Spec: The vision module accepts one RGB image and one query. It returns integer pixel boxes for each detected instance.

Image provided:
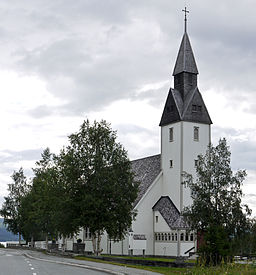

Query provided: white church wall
[154,211,171,232]
[132,172,163,255]
[161,122,182,210]
[182,122,210,208]
[155,242,177,256]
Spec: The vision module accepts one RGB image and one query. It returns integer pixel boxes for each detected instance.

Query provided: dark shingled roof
[160,30,212,126]
[159,87,212,126]
[173,32,198,76]
[152,196,188,229]
[132,154,161,206]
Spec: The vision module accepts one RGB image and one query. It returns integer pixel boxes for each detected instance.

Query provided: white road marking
[31,267,34,270]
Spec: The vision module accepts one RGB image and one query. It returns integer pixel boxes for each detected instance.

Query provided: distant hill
[0,218,20,241]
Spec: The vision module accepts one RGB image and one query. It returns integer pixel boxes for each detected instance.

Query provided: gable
[159,88,182,126]
[182,87,212,124]
[153,196,188,229]
[159,87,212,126]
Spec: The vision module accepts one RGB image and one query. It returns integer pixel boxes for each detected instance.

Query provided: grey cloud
[0,149,43,164]
[211,126,256,171]
[28,105,57,118]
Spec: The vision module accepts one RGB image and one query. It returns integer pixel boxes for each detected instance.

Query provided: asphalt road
[0,249,109,275]
[0,248,161,275]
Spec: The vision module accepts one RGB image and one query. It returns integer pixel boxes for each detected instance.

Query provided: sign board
[128,232,147,250]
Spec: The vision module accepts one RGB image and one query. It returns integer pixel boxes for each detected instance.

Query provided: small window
[175,233,178,241]
[171,233,174,241]
[198,105,202,112]
[192,105,197,112]
[190,233,194,242]
[194,127,199,141]
[161,233,164,241]
[170,160,173,168]
[165,233,167,241]
[169,128,173,142]
[194,160,198,167]
[168,233,171,241]
[185,233,189,241]
[155,215,158,223]
[180,233,184,241]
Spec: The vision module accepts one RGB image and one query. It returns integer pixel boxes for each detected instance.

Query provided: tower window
[155,215,158,223]
[194,127,199,141]
[169,128,173,142]
[170,160,173,168]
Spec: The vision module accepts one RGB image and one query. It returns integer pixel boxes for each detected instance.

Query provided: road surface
[0,248,111,275]
[0,248,161,275]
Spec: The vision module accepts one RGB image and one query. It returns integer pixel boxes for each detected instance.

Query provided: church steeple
[159,8,212,126]
[172,7,198,101]
[173,32,198,76]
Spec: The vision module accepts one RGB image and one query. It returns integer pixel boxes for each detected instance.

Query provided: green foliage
[17,120,138,254]
[19,148,59,244]
[0,168,29,240]
[61,120,138,244]
[183,138,251,265]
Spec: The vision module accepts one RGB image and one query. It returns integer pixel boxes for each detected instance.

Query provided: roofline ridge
[131,153,161,163]
[172,88,183,118]
[181,86,198,118]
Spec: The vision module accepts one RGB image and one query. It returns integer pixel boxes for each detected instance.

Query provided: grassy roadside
[74,256,256,275]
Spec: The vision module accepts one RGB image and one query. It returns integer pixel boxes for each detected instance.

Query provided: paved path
[23,249,161,275]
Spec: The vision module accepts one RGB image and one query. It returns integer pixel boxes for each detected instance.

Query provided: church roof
[173,32,198,76]
[132,154,161,206]
[159,87,212,126]
[152,196,188,229]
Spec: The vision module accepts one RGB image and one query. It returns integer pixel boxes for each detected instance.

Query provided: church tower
[160,8,212,212]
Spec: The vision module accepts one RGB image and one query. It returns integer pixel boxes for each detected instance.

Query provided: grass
[74,256,256,275]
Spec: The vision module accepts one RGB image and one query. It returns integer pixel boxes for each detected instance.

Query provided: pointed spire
[172,8,198,76]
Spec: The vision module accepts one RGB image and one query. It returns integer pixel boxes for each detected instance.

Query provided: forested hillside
[0,218,20,241]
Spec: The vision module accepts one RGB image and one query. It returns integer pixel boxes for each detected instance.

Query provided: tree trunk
[97,231,102,256]
[92,233,97,255]
[31,236,34,248]
[45,234,49,251]
[62,237,66,253]
[18,232,21,246]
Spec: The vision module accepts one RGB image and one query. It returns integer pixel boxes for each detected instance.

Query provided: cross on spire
[182,7,189,33]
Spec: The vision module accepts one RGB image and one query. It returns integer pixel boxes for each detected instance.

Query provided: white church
[68,13,212,257]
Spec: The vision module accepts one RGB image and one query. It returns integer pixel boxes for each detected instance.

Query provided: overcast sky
[0,0,255,215]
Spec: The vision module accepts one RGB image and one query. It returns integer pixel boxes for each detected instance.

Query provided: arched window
[171,233,174,241]
[194,127,199,141]
[180,233,184,241]
[168,233,171,241]
[165,233,167,241]
[175,233,178,241]
[190,233,194,242]
[185,233,189,241]
[161,233,164,241]
[155,233,158,241]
